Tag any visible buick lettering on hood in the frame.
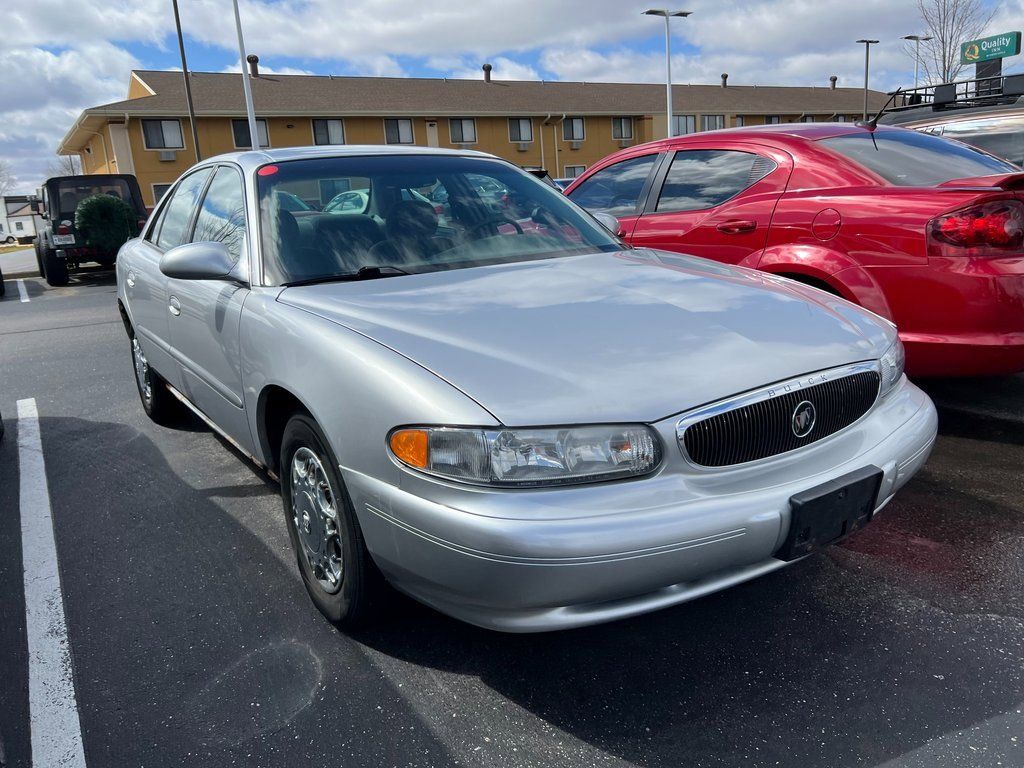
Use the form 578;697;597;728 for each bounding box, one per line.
117;146;937;632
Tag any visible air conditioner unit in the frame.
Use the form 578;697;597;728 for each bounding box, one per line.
618;139;632;148
158;150;178;162
516;142;529;152
570;141;582;150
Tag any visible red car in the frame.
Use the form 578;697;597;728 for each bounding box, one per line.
565;124;1024;377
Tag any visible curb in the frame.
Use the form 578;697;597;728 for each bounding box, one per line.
4;270;41;280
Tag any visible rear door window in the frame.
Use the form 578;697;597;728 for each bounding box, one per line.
820;129;1017;185
567;154;659;216
655;150;775;212
156;169;212;251
192;166;246;261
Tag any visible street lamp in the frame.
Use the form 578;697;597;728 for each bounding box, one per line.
644;9;692;138
856;39;879;121
902;34;933;89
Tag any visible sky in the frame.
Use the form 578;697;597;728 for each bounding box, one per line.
1;0;1020;193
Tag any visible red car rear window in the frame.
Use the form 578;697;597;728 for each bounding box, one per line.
820;130;1016;186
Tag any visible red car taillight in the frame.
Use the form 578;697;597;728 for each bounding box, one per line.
57;224;70;235
928;199;1024;258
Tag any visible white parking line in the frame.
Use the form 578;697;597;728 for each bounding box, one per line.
17;279;29;303
17;398;87;768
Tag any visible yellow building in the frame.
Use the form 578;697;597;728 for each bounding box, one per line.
59;64;887;208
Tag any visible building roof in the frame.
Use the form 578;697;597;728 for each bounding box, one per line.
60;68;889;152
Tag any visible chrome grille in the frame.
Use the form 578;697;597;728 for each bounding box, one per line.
679;369;880;468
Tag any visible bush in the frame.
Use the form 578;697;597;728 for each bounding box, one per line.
74;194;136;254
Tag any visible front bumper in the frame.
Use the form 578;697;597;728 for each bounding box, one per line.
344;378;937;632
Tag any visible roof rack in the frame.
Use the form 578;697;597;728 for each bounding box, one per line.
884;73;1024;113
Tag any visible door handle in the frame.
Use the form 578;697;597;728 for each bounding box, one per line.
168;296;181;317
126;270;136;288
716;220;757;234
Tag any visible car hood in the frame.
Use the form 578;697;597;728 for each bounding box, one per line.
277;250;892;424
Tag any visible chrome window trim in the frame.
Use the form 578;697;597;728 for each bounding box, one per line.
674;360;881;470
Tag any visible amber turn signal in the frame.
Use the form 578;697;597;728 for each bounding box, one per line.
389;429;429;468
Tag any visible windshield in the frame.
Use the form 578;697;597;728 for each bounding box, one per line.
257;155;621;285
54;178;137;217
820;129;1017;186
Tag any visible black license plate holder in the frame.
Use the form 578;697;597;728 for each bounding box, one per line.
778;465;883;561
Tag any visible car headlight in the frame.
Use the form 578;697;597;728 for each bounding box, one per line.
879;338;905;396
388;425;661;487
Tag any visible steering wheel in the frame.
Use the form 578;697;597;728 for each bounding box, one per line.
465;216;524;239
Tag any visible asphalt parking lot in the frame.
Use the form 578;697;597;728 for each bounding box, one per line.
1;271;1023;768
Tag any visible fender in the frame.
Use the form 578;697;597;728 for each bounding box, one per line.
753;244;893;321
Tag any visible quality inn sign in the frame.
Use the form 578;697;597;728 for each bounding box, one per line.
961;32;1022;65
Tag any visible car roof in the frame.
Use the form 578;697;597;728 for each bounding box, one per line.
199;144;497;173
880;100;1024;127
615;122;908;157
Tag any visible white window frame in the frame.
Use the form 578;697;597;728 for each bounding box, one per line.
563;164;586;178
766;115;782;125
152;183;173;205
672;115;696;135
231;118;270;149
15;221;24;231
312;118;346;145
612;117;634;140
384;118;415;145
508;117;533;143
562;117;585;142
449;118;477;144
734;116;745;127
141;118;185;150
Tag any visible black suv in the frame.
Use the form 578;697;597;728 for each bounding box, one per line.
34;174;147;286
879;73;1024;166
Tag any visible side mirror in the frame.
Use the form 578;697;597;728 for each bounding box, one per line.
160;241;240;282
593;212;625;238
28;196;41;214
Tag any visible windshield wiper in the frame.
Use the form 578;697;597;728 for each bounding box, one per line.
282;265;411;287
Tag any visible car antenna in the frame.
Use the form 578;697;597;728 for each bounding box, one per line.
856;87;903;131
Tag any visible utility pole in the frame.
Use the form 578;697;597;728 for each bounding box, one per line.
856;39;879;120
232;0;260;150
644;9;693;138
171;0;201;161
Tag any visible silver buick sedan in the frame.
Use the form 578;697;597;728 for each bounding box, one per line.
116;146;937;632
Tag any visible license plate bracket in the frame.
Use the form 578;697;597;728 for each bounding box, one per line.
778;465;883;561
52;234;75;246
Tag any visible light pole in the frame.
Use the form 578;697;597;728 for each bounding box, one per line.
231;0;259;150
902;34;933;89
856;39;879;120
644;9;692;138
171;0;201;162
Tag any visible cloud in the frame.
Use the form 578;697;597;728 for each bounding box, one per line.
448;56;541;81
0;43;139;193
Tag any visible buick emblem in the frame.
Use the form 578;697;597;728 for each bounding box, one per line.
792;400;816;438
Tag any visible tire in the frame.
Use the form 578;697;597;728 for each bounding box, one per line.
280;414;382;628
0;267;5;298
42;247;69;286
34;242;45;278
130;334;182;425
4;235;14;244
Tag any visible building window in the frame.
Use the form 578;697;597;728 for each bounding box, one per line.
509;118;533;142
384;118;414;144
15;221;24;231
800;115;815;123
232;118;270;148
734;116;745;127
563;118;585;141
141;119;184;150
312;119;345;145
835;115;847;122
612;117;634;140
153;183;173;203
701;114;725;131
672;115;696;135
766;115;782;125
449;118;477;144
563;165;586;178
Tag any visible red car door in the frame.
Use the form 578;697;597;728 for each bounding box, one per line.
565;151;664;239
628;143;793;266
